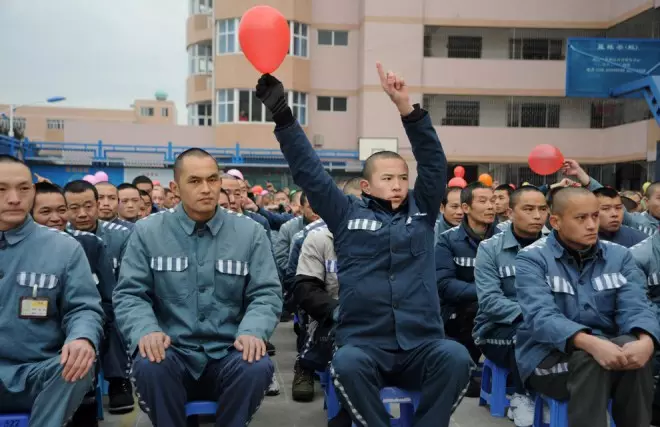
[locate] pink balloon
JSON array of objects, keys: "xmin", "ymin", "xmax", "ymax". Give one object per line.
[
  {"xmin": 94, "ymin": 171, "xmax": 109, "ymax": 183},
  {"xmin": 83, "ymin": 174, "xmax": 97, "ymax": 185},
  {"xmin": 448, "ymin": 177, "xmax": 467, "ymax": 188},
  {"xmin": 153, "ymin": 180, "xmax": 161, "ymax": 186},
  {"xmin": 453, "ymin": 166, "xmax": 465, "ymax": 179}
]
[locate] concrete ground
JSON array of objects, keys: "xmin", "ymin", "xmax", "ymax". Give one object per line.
[{"xmin": 101, "ymin": 322, "xmax": 512, "ymax": 427}]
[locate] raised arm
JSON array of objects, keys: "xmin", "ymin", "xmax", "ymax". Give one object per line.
[{"xmin": 255, "ymin": 74, "xmax": 349, "ymax": 232}]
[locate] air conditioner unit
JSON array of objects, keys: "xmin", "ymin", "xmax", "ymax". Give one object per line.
[{"xmin": 313, "ymin": 134, "xmax": 324, "ymax": 148}]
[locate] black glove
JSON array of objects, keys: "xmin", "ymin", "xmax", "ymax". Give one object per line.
[{"xmin": 255, "ymin": 74, "xmax": 288, "ymax": 115}]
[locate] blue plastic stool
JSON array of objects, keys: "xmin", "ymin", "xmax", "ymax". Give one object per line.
[
  {"xmin": 0, "ymin": 414, "xmax": 29, "ymax": 427},
  {"xmin": 316, "ymin": 370, "xmax": 330, "ymax": 410},
  {"xmin": 479, "ymin": 359, "xmax": 514, "ymax": 417},
  {"xmin": 325, "ymin": 372, "xmax": 420, "ymax": 427},
  {"xmin": 533, "ymin": 395, "xmax": 616, "ymax": 427},
  {"xmin": 185, "ymin": 401, "xmax": 217, "ymax": 427},
  {"xmin": 95, "ymin": 373, "xmax": 104, "ymax": 420}
]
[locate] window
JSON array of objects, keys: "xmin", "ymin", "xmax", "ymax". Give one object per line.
[
  {"xmin": 507, "ymin": 102, "xmax": 560, "ymax": 128},
  {"xmin": 189, "ymin": 103, "xmax": 213, "ymax": 126},
  {"xmin": 140, "ymin": 107, "xmax": 154, "ymax": 117},
  {"xmin": 217, "ymin": 89, "xmax": 307, "ymax": 124},
  {"xmin": 509, "ymin": 38, "xmax": 564, "ymax": 60},
  {"xmin": 190, "ymin": 0, "xmax": 212, "ymax": 15},
  {"xmin": 237, "ymin": 90, "xmax": 273, "ymax": 123},
  {"xmin": 188, "ymin": 44, "xmax": 213, "ymax": 74},
  {"xmin": 318, "ymin": 30, "xmax": 348, "ymax": 46},
  {"xmin": 443, "ymin": 101, "xmax": 480, "ymax": 126},
  {"xmin": 47, "ymin": 119, "xmax": 64, "ymax": 130},
  {"xmin": 218, "ymin": 19, "xmax": 240, "ymax": 54},
  {"xmin": 290, "ymin": 91, "xmax": 308, "ymax": 125},
  {"xmin": 447, "ymin": 36, "xmax": 482, "ymax": 59},
  {"xmin": 290, "ymin": 21, "xmax": 309, "ymax": 57},
  {"xmin": 317, "ymin": 96, "xmax": 347, "ymax": 112},
  {"xmin": 217, "ymin": 90, "xmax": 234, "ymax": 123},
  {"xmin": 161, "ymin": 108, "xmax": 169, "ymax": 117}
]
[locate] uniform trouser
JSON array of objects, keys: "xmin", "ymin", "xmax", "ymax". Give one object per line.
[
  {"xmin": 653, "ymin": 352, "xmax": 660, "ymax": 409},
  {"xmin": 101, "ymin": 321, "xmax": 130, "ymax": 380},
  {"xmin": 528, "ymin": 335, "xmax": 653, "ymax": 427},
  {"xmin": 131, "ymin": 349, "xmax": 273, "ymax": 427},
  {"xmin": 330, "ymin": 339, "xmax": 473, "ymax": 427},
  {"xmin": 477, "ymin": 325, "xmax": 525, "ymax": 394},
  {"xmin": 0, "ymin": 356, "xmax": 93, "ymax": 427}
]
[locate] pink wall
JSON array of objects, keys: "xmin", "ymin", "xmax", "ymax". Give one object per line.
[
  {"xmin": 360, "ymin": 22, "xmax": 424, "ymax": 87},
  {"xmin": 610, "ymin": 0, "xmax": 652, "ymax": 22},
  {"xmin": 310, "ymin": 31, "xmax": 360, "ymax": 91},
  {"xmin": 311, "ymin": 0, "xmax": 360, "ymax": 24},
  {"xmin": 308, "ymin": 97, "xmax": 358, "ymax": 150},
  {"xmin": 363, "ymin": 0, "xmax": 424, "ymax": 19},
  {"xmin": 65, "ymin": 120, "xmax": 214, "ymax": 147},
  {"xmin": 422, "ymin": 58, "xmax": 566, "ymax": 93}
]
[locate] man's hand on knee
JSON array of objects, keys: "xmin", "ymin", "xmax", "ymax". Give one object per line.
[
  {"xmin": 139, "ymin": 332, "xmax": 171, "ymax": 363},
  {"xmin": 61, "ymin": 339, "xmax": 96, "ymax": 382},
  {"xmin": 234, "ymin": 335, "xmax": 266, "ymax": 363},
  {"xmin": 621, "ymin": 333, "xmax": 655, "ymax": 370}
]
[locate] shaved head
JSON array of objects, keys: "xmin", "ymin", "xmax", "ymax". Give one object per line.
[
  {"xmin": 551, "ymin": 187, "xmax": 595, "ymax": 215},
  {"xmin": 174, "ymin": 148, "xmax": 218, "ymax": 182}
]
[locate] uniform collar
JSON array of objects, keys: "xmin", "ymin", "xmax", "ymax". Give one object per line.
[
  {"xmin": 2, "ymin": 215, "xmax": 37, "ymax": 246},
  {"xmin": 502, "ymin": 225, "xmax": 520, "ymax": 250},
  {"xmin": 175, "ymin": 203, "xmax": 223, "ymax": 236},
  {"xmin": 459, "ymin": 217, "xmax": 496, "ymax": 243},
  {"xmin": 66, "ymin": 220, "xmax": 101, "ymax": 236},
  {"xmin": 547, "ymin": 230, "xmax": 604, "ymax": 259}
]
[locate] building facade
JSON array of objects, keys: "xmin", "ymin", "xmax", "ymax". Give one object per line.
[{"xmin": 187, "ymin": 0, "xmax": 660, "ymax": 188}]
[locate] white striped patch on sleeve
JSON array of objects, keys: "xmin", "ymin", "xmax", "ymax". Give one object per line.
[
  {"xmin": 149, "ymin": 256, "xmax": 189, "ymax": 272},
  {"xmin": 325, "ymin": 259, "xmax": 338, "ymax": 273},
  {"xmin": 347, "ymin": 219, "xmax": 382, "ymax": 231},
  {"xmin": 16, "ymin": 272, "xmax": 59, "ymax": 289},
  {"xmin": 546, "ymin": 275, "xmax": 575, "ymax": 295},
  {"xmin": 453, "ymin": 257, "xmax": 476, "ymax": 267},
  {"xmin": 216, "ymin": 260, "xmax": 249, "ymax": 276},
  {"xmin": 498, "ymin": 265, "xmax": 516, "ymax": 278},
  {"xmin": 592, "ymin": 273, "xmax": 626, "ymax": 291},
  {"xmin": 534, "ymin": 362, "xmax": 568, "ymax": 376},
  {"xmin": 648, "ymin": 273, "xmax": 660, "ymax": 287}
]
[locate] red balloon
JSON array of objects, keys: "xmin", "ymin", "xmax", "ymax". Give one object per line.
[
  {"xmin": 239, "ymin": 6, "xmax": 290, "ymax": 74},
  {"xmin": 453, "ymin": 165, "xmax": 465, "ymax": 178},
  {"xmin": 448, "ymin": 177, "xmax": 467, "ymax": 188},
  {"xmin": 528, "ymin": 144, "xmax": 564, "ymax": 176}
]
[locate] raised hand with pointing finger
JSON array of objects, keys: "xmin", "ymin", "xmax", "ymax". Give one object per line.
[{"xmin": 376, "ymin": 62, "xmax": 413, "ymax": 116}]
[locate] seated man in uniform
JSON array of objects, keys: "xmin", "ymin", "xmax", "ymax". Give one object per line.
[
  {"xmin": 32, "ymin": 181, "xmax": 116, "ymax": 426},
  {"xmin": 256, "ymin": 63, "xmax": 473, "ymax": 427},
  {"xmin": 434, "ymin": 186, "xmax": 463, "ymax": 243},
  {"xmin": 113, "ymin": 148, "xmax": 282, "ymax": 427},
  {"xmin": 0, "ymin": 155, "xmax": 104, "ymax": 426},
  {"xmin": 63, "ymin": 179, "xmax": 134, "ymax": 414},
  {"xmin": 593, "ymin": 186, "xmax": 647, "ymax": 247},
  {"xmin": 473, "ymin": 186, "xmax": 548, "ymax": 426},
  {"xmin": 515, "ymin": 187, "xmax": 659, "ymax": 427},
  {"xmin": 436, "ymin": 181, "xmax": 498, "ymax": 396}
]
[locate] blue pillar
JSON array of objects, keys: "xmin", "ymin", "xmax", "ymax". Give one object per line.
[
  {"xmin": 95, "ymin": 140, "xmax": 104, "ymax": 161},
  {"xmin": 166, "ymin": 141, "xmax": 174, "ymax": 163}
]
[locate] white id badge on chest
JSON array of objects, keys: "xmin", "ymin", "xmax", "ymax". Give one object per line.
[{"xmin": 19, "ymin": 285, "xmax": 49, "ymax": 319}]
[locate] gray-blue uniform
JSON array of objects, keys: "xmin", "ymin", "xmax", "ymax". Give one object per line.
[
  {"xmin": 68, "ymin": 219, "xmax": 132, "ymax": 382},
  {"xmin": 473, "ymin": 225, "xmax": 536, "ymax": 394},
  {"xmin": 113, "ymin": 205, "xmax": 282, "ymax": 427},
  {"xmin": 598, "ymin": 225, "xmax": 648, "ymax": 248},
  {"xmin": 111, "ymin": 217, "xmax": 135, "ymax": 230},
  {"xmin": 244, "ymin": 210, "xmax": 272, "ymax": 243},
  {"xmin": 0, "ymin": 217, "xmax": 104, "ymax": 426},
  {"xmin": 631, "ymin": 234, "xmax": 660, "ymax": 410},
  {"xmin": 273, "ymin": 104, "xmax": 472, "ymax": 427},
  {"xmin": 273, "ymin": 216, "xmax": 304, "ymax": 272},
  {"xmin": 516, "ymin": 232, "xmax": 660, "ymax": 427},
  {"xmin": 434, "ymin": 215, "xmax": 456, "ymax": 244}
]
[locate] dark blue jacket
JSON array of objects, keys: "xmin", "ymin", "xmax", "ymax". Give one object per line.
[
  {"xmin": 435, "ymin": 220, "xmax": 498, "ymax": 321},
  {"xmin": 258, "ymin": 208, "xmax": 295, "ymax": 232},
  {"xmin": 598, "ymin": 225, "xmax": 647, "ymax": 248},
  {"xmin": 274, "ymin": 106, "xmax": 447, "ymax": 351},
  {"xmin": 67, "ymin": 229, "xmax": 116, "ymax": 322}
]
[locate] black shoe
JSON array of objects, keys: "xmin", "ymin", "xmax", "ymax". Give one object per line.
[
  {"xmin": 108, "ymin": 378, "xmax": 135, "ymax": 414},
  {"xmin": 652, "ymin": 405, "xmax": 660, "ymax": 426},
  {"xmin": 464, "ymin": 377, "xmax": 481, "ymax": 398},
  {"xmin": 266, "ymin": 341, "xmax": 276, "ymax": 356},
  {"xmin": 292, "ymin": 360, "xmax": 315, "ymax": 402},
  {"xmin": 67, "ymin": 402, "xmax": 98, "ymax": 427}
]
